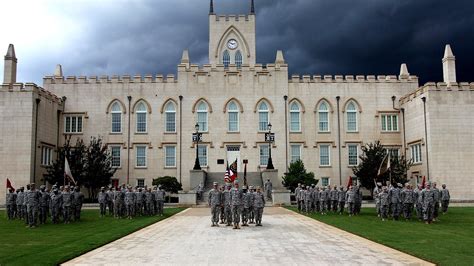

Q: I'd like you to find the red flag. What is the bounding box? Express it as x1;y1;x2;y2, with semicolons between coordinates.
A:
229;159;238;182
421;176;426;189
347;176;353;189
6;178;14;190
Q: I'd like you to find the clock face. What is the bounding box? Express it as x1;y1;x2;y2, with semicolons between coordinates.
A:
227;39;238;50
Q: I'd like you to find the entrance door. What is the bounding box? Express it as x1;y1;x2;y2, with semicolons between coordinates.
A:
226;145;241;173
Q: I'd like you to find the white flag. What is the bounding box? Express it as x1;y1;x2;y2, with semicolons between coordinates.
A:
64;158;77;185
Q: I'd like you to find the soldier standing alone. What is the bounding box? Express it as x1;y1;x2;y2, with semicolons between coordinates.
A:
254;186;265;226
264;178;272;200
98;187;108;217
441;184;450;214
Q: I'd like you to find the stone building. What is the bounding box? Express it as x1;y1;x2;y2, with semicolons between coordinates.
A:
1;1;473;204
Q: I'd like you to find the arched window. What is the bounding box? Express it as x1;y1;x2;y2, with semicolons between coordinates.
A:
223;50;230;68
165;102;176;132
136;102;147;133
346;101;358;132
289;102;301;132
235;50;242;68
258;102;269;131
111;102;122;133
197;101;208;132
318;101;329;132
228;101;239;132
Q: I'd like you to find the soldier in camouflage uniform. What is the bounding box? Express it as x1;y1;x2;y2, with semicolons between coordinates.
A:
414;184;423;220
373;183;382;217
331;186;339;212
337;186;345;214
16;187;24;220
98;187;108;217
354;185;363;215
401;184;415;220
388;183;402;220
125;186;136;219
106;186;114;216
421;182;435;224
62;186;73;224
208;182;221;226
304;186;313;213
295;183;302;212
136;187;144;216
6;188;17;220
254;186;265;226
441;184;450;214
319;186;328;214
297;185;305;212
432;182;441;221
313;186;320;213
248;186;256;224
380;186;389;221
241;186;251;226
50;186;63;224
23;184;30;225
113;186;123;218
222;184;232;226
345;186;356;216
264;178;273;200
156;185;166;216
72;186;84;221
230;181;243;229
145;188;154;216
39;185;50;224
26;183;41;228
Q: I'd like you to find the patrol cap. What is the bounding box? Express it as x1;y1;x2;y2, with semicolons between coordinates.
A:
101;186;105;190
376;182;382;186
242;186;248;190
249;186;254;189
213;182;218;186
40;185;46;189
234;180;239;184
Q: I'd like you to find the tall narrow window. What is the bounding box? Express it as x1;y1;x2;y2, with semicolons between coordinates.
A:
228;101;239;132
290;144;301;163
197;101;208;132
235;50;242;68
198;145;208;167
223;50;230;68
290;102;301;132
136;146;147;167
258;102;269;131
348;144;359;166
165;146;176;167
111;102;122;133
318;101;329;132
319;144;330;166
136;102;147;133
411;144;422;163
111;146;121;168
165;102;176;132
346;101;358;132
259;144;269;166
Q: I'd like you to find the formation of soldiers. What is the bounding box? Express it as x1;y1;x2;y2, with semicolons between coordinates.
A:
208;181;266;229
295;184;363;216
98;185;167;219
5;183;84;228
374;182;451;223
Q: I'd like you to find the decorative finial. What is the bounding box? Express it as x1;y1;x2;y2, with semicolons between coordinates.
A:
399;63;409;77
210;0;214;14
251;0;255;14
5;44;16;60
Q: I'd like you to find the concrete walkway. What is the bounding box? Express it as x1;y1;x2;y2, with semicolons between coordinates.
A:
64;208;432;266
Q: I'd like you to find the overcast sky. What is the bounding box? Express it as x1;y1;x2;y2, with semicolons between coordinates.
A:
1;0;473;85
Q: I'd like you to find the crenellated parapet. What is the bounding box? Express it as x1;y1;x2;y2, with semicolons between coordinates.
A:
288;74;418;84
0;82;64;104
400;82;474;104
43;74;178;84
213;14;254;22
177;62;288;76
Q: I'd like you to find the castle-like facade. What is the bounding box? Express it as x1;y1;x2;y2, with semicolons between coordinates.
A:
1;1;473;204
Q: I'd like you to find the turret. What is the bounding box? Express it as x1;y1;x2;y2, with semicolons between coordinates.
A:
3;44;17;84
181;50;190;68
442;44;456;85
399;63;409;78
250;0;255;14
275;50;285;65
54;64;63;77
209;0;214;15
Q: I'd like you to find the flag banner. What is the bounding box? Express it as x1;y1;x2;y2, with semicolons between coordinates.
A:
421;176;426;189
243;162;247;186
229;159;238;182
64;158;77;185
377;152;390;176
224;161;231;183
347;176;353;189
6;178;14;190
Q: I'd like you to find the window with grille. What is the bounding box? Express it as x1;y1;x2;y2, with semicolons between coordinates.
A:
258;102;269;131
318;101;329;132
291;144;301;163
228;101;239;132
137;179;145;188
381;114;399;131
64;115;83;133
235;50;242;68
319;144;330;166
411;144;422;163
321;177;330;187
197;102;208;132
111;102;122;133
259;144;269;166
290;102;301;132
223;50;230;68
198;145;208;167
165;102;176;132
111;146;121;168
136;102;147;133
136;146;147;167
346;102;358;132
348;144;359;166
41;146;53;166
165;146;176;167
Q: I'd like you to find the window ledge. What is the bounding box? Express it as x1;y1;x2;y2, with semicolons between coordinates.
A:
112;167;122;170
164;167;177;169
412;162;423;166
135;132;148;135
346;131;359;134
227;131;240;134
63;133;83;135
318;131;331;134
381;131;400;134
135;166;148;169
319;165;332;168
289;131;303;134
164;132;177;135
109;132;123;135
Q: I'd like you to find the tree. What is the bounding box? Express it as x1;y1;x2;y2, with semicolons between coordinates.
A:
45;137;86;186
153;176;182;194
82;137;117;200
352;141;412;192
282;160;317;192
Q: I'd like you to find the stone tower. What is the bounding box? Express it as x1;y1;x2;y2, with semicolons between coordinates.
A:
208;0;256;66
3;44;17;84
442;44;456;85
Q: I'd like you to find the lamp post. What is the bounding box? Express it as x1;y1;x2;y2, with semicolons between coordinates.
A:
193;123;202;170
266;123;275;169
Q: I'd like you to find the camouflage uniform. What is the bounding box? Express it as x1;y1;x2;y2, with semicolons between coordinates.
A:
208;185;221;225
414;186;423;220
304;187;313;213
330;186;338;212
373;186;382;216
62;188;73;224
421;186;435;223
125;189;136;219
6;189;17;220
254;189;265;226
432;185;441;219
50;189;63;224
145;189;154;216
354;186;363;215
106;187;114;215
441;186;450;214
337;187;345;214
380;188;389;220
388;186;402;220
26;185;41;227
297;187;305;212
345;187;356;215
248;187;256;223
313;187;320;213
113;188;124;218
136;188;145;216
230;186;243;228
98;189;108;216
264;180;273;200
156;188;165;216
223;187;232;226
295;184;302;212
72;188;84;221
16;188;24;220
39;186;50;224
401;186;415;219
241;189;252;226
319;188;329;214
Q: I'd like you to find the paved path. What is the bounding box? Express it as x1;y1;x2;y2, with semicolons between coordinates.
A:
65;208;432;266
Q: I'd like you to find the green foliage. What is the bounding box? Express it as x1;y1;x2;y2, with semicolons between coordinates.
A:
45;137;87;186
287;207;474;266
152;176;183;193
352;141;412;191
282;160;317;192
0;209;185;265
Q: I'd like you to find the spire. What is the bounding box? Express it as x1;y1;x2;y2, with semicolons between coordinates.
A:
275;50;285;65
55;64;63;77
250;0;255;14
209;0;214;14
3;44;17;84
5;44;16;61
181;50;190;68
442;44;456;85
399;63;409;77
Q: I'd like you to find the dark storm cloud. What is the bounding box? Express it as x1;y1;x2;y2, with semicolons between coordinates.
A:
13;0;474;84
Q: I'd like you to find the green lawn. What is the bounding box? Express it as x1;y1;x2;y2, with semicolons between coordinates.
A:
0;208;185;265
287;207;474;266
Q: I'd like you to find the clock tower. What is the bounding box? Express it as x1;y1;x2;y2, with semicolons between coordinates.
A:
208;0;256;66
